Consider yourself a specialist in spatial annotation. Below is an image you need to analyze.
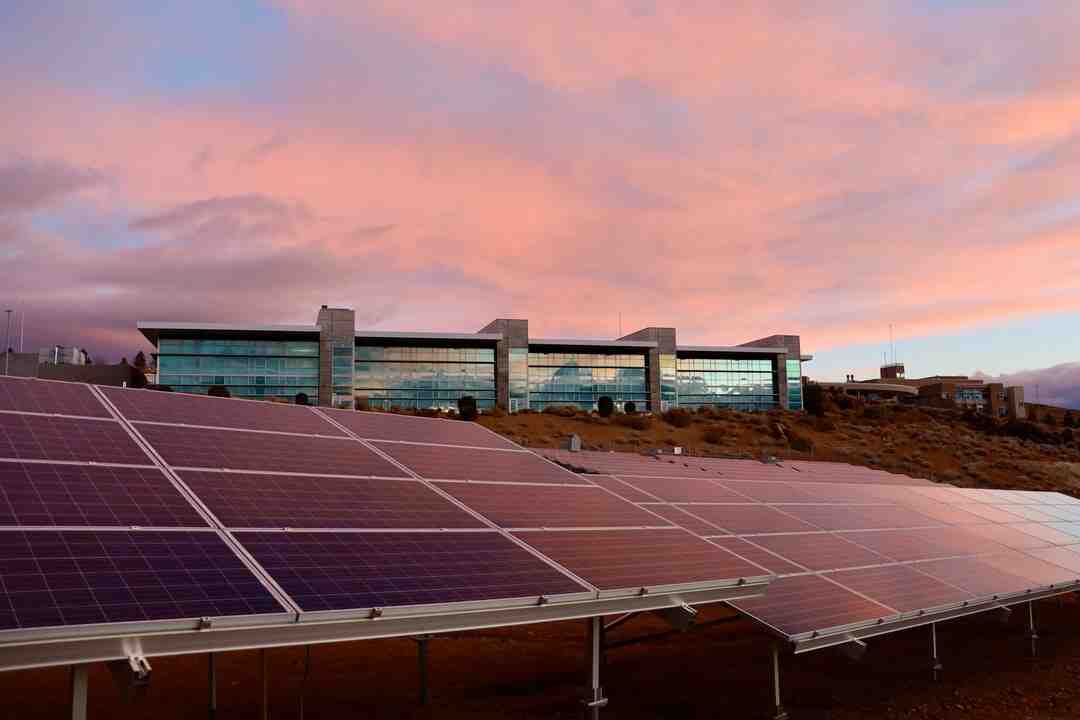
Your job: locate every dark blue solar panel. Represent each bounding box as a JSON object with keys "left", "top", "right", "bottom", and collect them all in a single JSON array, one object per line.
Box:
[
  {"left": 373, "top": 442, "right": 587, "bottom": 485},
  {"left": 0, "top": 414, "right": 149, "bottom": 465},
  {"left": 0, "top": 530, "right": 286, "bottom": 631},
  {"left": 0, "top": 463, "right": 206, "bottom": 527},
  {"left": 102, "top": 386, "right": 345, "bottom": 437},
  {"left": 235, "top": 531, "right": 587, "bottom": 611},
  {"left": 0, "top": 377, "right": 110, "bottom": 418},
  {"left": 180, "top": 471, "right": 482, "bottom": 529},
  {"left": 136, "top": 424, "right": 408, "bottom": 477},
  {"left": 324, "top": 408, "right": 519, "bottom": 449}
]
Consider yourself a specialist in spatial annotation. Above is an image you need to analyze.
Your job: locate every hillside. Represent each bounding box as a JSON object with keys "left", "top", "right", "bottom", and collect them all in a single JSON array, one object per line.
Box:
[{"left": 477, "top": 404, "right": 1080, "bottom": 495}]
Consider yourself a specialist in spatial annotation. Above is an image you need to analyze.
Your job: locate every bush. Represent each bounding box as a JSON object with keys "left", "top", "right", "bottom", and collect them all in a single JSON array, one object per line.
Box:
[
  {"left": 542, "top": 404, "right": 579, "bottom": 417},
  {"left": 1063, "top": 428, "right": 1075, "bottom": 444},
  {"left": 1065, "top": 411, "right": 1075, "bottom": 428},
  {"left": 614, "top": 414, "right": 652, "bottom": 431},
  {"left": 1045, "top": 413, "right": 1058, "bottom": 427},
  {"left": 804, "top": 384, "right": 825, "bottom": 417},
  {"left": 207, "top": 385, "right": 230, "bottom": 398},
  {"left": 789, "top": 432, "right": 814, "bottom": 453},
  {"left": 701, "top": 426, "right": 724, "bottom": 445},
  {"left": 457, "top": 395, "right": 479, "bottom": 421},
  {"left": 597, "top": 396, "right": 615, "bottom": 418},
  {"left": 294, "top": 392, "right": 310, "bottom": 406},
  {"left": 624, "top": 401, "right": 637, "bottom": 414},
  {"left": 661, "top": 408, "right": 694, "bottom": 428}
]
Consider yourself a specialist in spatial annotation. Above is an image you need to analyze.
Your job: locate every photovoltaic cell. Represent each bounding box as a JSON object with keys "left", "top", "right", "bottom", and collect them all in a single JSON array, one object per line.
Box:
[
  {"left": 844, "top": 527, "right": 993, "bottom": 563},
  {"left": 642, "top": 504, "right": 722, "bottom": 536},
  {"left": 179, "top": 472, "right": 482, "bottom": 529},
  {"left": 0, "top": 530, "right": 286, "bottom": 631},
  {"left": 0, "top": 463, "right": 206, "bottom": 528},
  {"left": 0, "top": 377, "right": 110, "bottom": 418},
  {"left": 323, "top": 409, "right": 519, "bottom": 449},
  {"left": 102, "top": 386, "right": 343, "bottom": 437},
  {"left": 983, "top": 550, "right": 1078, "bottom": 587},
  {"left": 731, "top": 575, "right": 893, "bottom": 636},
  {"left": 137, "top": 424, "right": 408, "bottom": 478},
  {"left": 372, "top": 442, "right": 586, "bottom": 485},
  {"left": 708, "top": 537, "right": 806, "bottom": 575},
  {"left": 780, "top": 505, "right": 939, "bottom": 532},
  {"left": 581, "top": 475, "right": 660, "bottom": 503},
  {"left": 748, "top": 533, "right": 887, "bottom": 572},
  {"left": 0, "top": 414, "right": 149, "bottom": 465},
  {"left": 615, "top": 476, "right": 746, "bottom": 503},
  {"left": 916, "top": 556, "right": 1043, "bottom": 598},
  {"left": 716, "top": 481, "right": 820, "bottom": 504},
  {"left": 1026, "top": 546, "right": 1080, "bottom": 574},
  {"left": 235, "top": 531, "right": 586, "bottom": 611},
  {"left": 678, "top": 505, "right": 818, "bottom": 535},
  {"left": 1012, "top": 523, "right": 1080, "bottom": 546},
  {"left": 433, "top": 483, "right": 665, "bottom": 529},
  {"left": 961, "top": 523, "right": 1051, "bottom": 550},
  {"left": 826, "top": 565, "right": 973, "bottom": 613},
  {"left": 512, "top": 528, "right": 766, "bottom": 590}
]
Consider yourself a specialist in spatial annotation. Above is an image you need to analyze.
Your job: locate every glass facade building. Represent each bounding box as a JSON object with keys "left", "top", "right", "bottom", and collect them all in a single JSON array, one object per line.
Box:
[
  {"left": 527, "top": 351, "right": 648, "bottom": 412},
  {"left": 354, "top": 345, "right": 497, "bottom": 411},
  {"left": 140, "top": 314, "right": 808, "bottom": 413},
  {"left": 675, "top": 357, "right": 778, "bottom": 411},
  {"left": 156, "top": 338, "right": 320, "bottom": 403}
]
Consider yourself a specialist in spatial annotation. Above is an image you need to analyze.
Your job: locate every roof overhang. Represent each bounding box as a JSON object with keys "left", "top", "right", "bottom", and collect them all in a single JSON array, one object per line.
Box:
[
  {"left": 529, "top": 338, "right": 657, "bottom": 349},
  {"left": 138, "top": 322, "right": 319, "bottom": 345},
  {"left": 677, "top": 345, "right": 788, "bottom": 355},
  {"left": 355, "top": 331, "right": 502, "bottom": 343}
]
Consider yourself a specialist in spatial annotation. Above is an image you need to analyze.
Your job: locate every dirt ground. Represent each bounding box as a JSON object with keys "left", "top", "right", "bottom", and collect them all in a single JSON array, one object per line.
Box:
[{"left": 3, "top": 597, "right": 1080, "bottom": 719}]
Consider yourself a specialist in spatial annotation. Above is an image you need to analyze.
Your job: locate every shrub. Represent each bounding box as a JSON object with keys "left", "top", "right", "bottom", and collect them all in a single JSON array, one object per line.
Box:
[
  {"left": 597, "top": 396, "right": 615, "bottom": 418},
  {"left": 542, "top": 404, "right": 579, "bottom": 417},
  {"left": 789, "top": 432, "right": 814, "bottom": 453},
  {"left": 1065, "top": 411, "right": 1075, "bottom": 428},
  {"left": 701, "top": 426, "right": 724, "bottom": 445},
  {"left": 662, "top": 408, "right": 693, "bottom": 428},
  {"left": 614, "top": 414, "right": 652, "bottom": 431},
  {"left": 207, "top": 385, "right": 230, "bottom": 398},
  {"left": 1063, "top": 428, "right": 1075, "bottom": 444},
  {"left": 1045, "top": 413, "right": 1058, "bottom": 428},
  {"left": 294, "top": 392, "right": 310, "bottom": 406},
  {"left": 804, "top": 384, "right": 825, "bottom": 417},
  {"left": 624, "top": 401, "right": 637, "bottom": 414},
  {"left": 457, "top": 395, "right": 479, "bottom": 421}
]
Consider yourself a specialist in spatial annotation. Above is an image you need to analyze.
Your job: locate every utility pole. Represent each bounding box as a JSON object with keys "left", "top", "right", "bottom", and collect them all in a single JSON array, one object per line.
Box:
[{"left": 3, "top": 309, "right": 12, "bottom": 376}]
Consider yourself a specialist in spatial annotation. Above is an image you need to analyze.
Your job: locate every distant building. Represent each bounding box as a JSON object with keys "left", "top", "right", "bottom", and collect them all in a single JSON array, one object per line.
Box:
[
  {"left": 38, "top": 345, "right": 88, "bottom": 365},
  {"left": 138, "top": 306, "right": 812, "bottom": 412},
  {"left": 1, "top": 350, "right": 141, "bottom": 387},
  {"left": 829, "top": 366, "right": 1026, "bottom": 419}
]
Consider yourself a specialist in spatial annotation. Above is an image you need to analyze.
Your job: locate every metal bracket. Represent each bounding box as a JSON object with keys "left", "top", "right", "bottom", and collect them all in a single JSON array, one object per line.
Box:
[
  {"left": 108, "top": 655, "right": 152, "bottom": 700},
  {"left": 837, "top": 636, "right": 867, "bottom": 662},
  {"left": 652, "top": 603, "right": 698, "bottom": 632}
]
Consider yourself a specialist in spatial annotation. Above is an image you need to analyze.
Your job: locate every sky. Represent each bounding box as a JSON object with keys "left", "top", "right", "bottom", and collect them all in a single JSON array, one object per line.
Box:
[{"left": 2, "top": 2, "right": 1079, "bottom": 407}]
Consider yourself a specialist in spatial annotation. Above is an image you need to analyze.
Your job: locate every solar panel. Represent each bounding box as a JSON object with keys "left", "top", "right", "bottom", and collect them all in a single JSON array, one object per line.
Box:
[
  {"left": 512, "top": 528, "right": 768, "bottom": 591},
  {"left": 844, "top": 527, "right": 992, "bottom": 562},
  {"left": 0, "top": 530, "right": 287, "bottom": 631},
  {"left": 642, "top": 504, "right": 722, "bottom": 536},
  {"left": 915, "top": 556, "right": 1037, "bottom": 598},
  {"left": 372, "top": 442, "right": 587, "bottom": 485},
  {"left": 1026, "top": 545, "right": 1080, "bottom": 574},
  {"left": 678, "top": 505, "right": 818, "bottom": 535},
  {"left": 615, "top": 476, "right": 747, "bottom": 503},
  {"left": 955, "top": 503, "right": 1029, "bottom": 523},
  {"left": 179, "top": 471, "right": 483, "bottom": 529},
  {"left": 984, "top": 550, "right": 1078, "bottom": 587},
  {"left": 323, "top": 408, "right": 519, "bottom": 449},
  {"left": 732, "top": 574, "right": 893, "bottom": 636},
  {"left": 716, "top": 481, "right": 820, "bottom": 504},
  {"left": 434, "top": 482, "right": 666, "bottom": 529},
  {"left": 962, "top": 523, "right": 1051, "bottom": 550},
  {"left": 580, "top": 474, "right": 660, "bottom": 503},
  {"left": 137, "top": 424, "right": 408, "bottom": 477},
  {"left": 748, "top": 533, "right": 887, "bottom": 571},
  {"left": 0, "top": 377, "right": 110, "bottom": 418},
  {"left": 102, "top": 386, "right": 344, "bottom": 437},
  {"left": 826, "top": 564, "right": 973, "bottom": 613},
  {"left": 0, "top": 414, "right": 149, "bottom": 465},
  {"left": 235, "top": 530, "right": 587, "bottom": 611},
  {"left": 0, "top": 463, "right": 206, "bottom": 528},
  {"left": 708, "top": 537, "right": 806, "bottom": 575},
  {"left": 780, "top": 505, "right": 940, "bottom": 532}
]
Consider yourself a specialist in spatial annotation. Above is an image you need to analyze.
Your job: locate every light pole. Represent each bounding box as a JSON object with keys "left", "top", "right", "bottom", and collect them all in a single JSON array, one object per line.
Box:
[{"left": 3, "top": 310, "right": 12, "bottom": 376}]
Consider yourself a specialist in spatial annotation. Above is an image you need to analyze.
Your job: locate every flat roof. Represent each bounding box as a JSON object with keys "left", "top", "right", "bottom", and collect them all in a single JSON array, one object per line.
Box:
[
  {"left": 529, "top": 337, "right": 657, "bottom": 349},
  {"left": 138, "top": 321, "right": 320, "bottom": 344},
  {"left": 817, "top": 382, "right": 918, "bottom": 396},
  {"left": 676, "top": 345, "right": 788, "bottom": 355}
]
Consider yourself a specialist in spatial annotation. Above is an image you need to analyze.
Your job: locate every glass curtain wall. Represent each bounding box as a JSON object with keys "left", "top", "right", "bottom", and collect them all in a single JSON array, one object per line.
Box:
[
  {"left": 156, "top": 338, "right": 319, "bottom": 402},
  {"left": 508, "top": 347, "right": 529, "bottom": 412},
  {"left": 527, "top": 351, "right": 648, "bottom": 411},
  {"left": 354, "top": 345, "right": 496, "bottom": 411},
  {"left": 676, "top": 357, "right": 778, "bottom": 411},
  {"left": 786, "top": 359, "right": 803, "bottom": 410}
]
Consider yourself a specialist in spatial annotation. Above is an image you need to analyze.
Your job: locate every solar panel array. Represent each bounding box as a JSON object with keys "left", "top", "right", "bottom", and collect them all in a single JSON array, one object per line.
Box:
[
  {"left": 569, "top": 466, "right": 1080, "bottom": 640},
  {"left": 0, "top": 378, "right": 770, "bottom": 642}
]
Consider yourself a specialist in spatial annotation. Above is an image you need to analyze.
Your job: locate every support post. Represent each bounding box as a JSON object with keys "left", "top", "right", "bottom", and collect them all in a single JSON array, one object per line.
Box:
[
  {"left": 70, "top": 664, "right": 89, "bottom": 720},
  {"left": 584, "top": 617, "right": 608, "bottom": 718},
  {"left": 299, "top": 646, "right": 310, "bottom": 720},
  {"left": 930, "top": 623, "right": 943, "bottom": 680},
  {"left": 260, "top": 648, "right": 268, "bottom": 720},
  {"left": 416, "top": 636, "right": 431, "bottom": 706},
  {"left": 1027, "top": 601, "right": 1038, "bottom": 658},
  {"left": 771, "top": 643, "right": 788, "bottom": 720},
  {"left": 208, "top": 653, "right": 217, "bottom": 720}
]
